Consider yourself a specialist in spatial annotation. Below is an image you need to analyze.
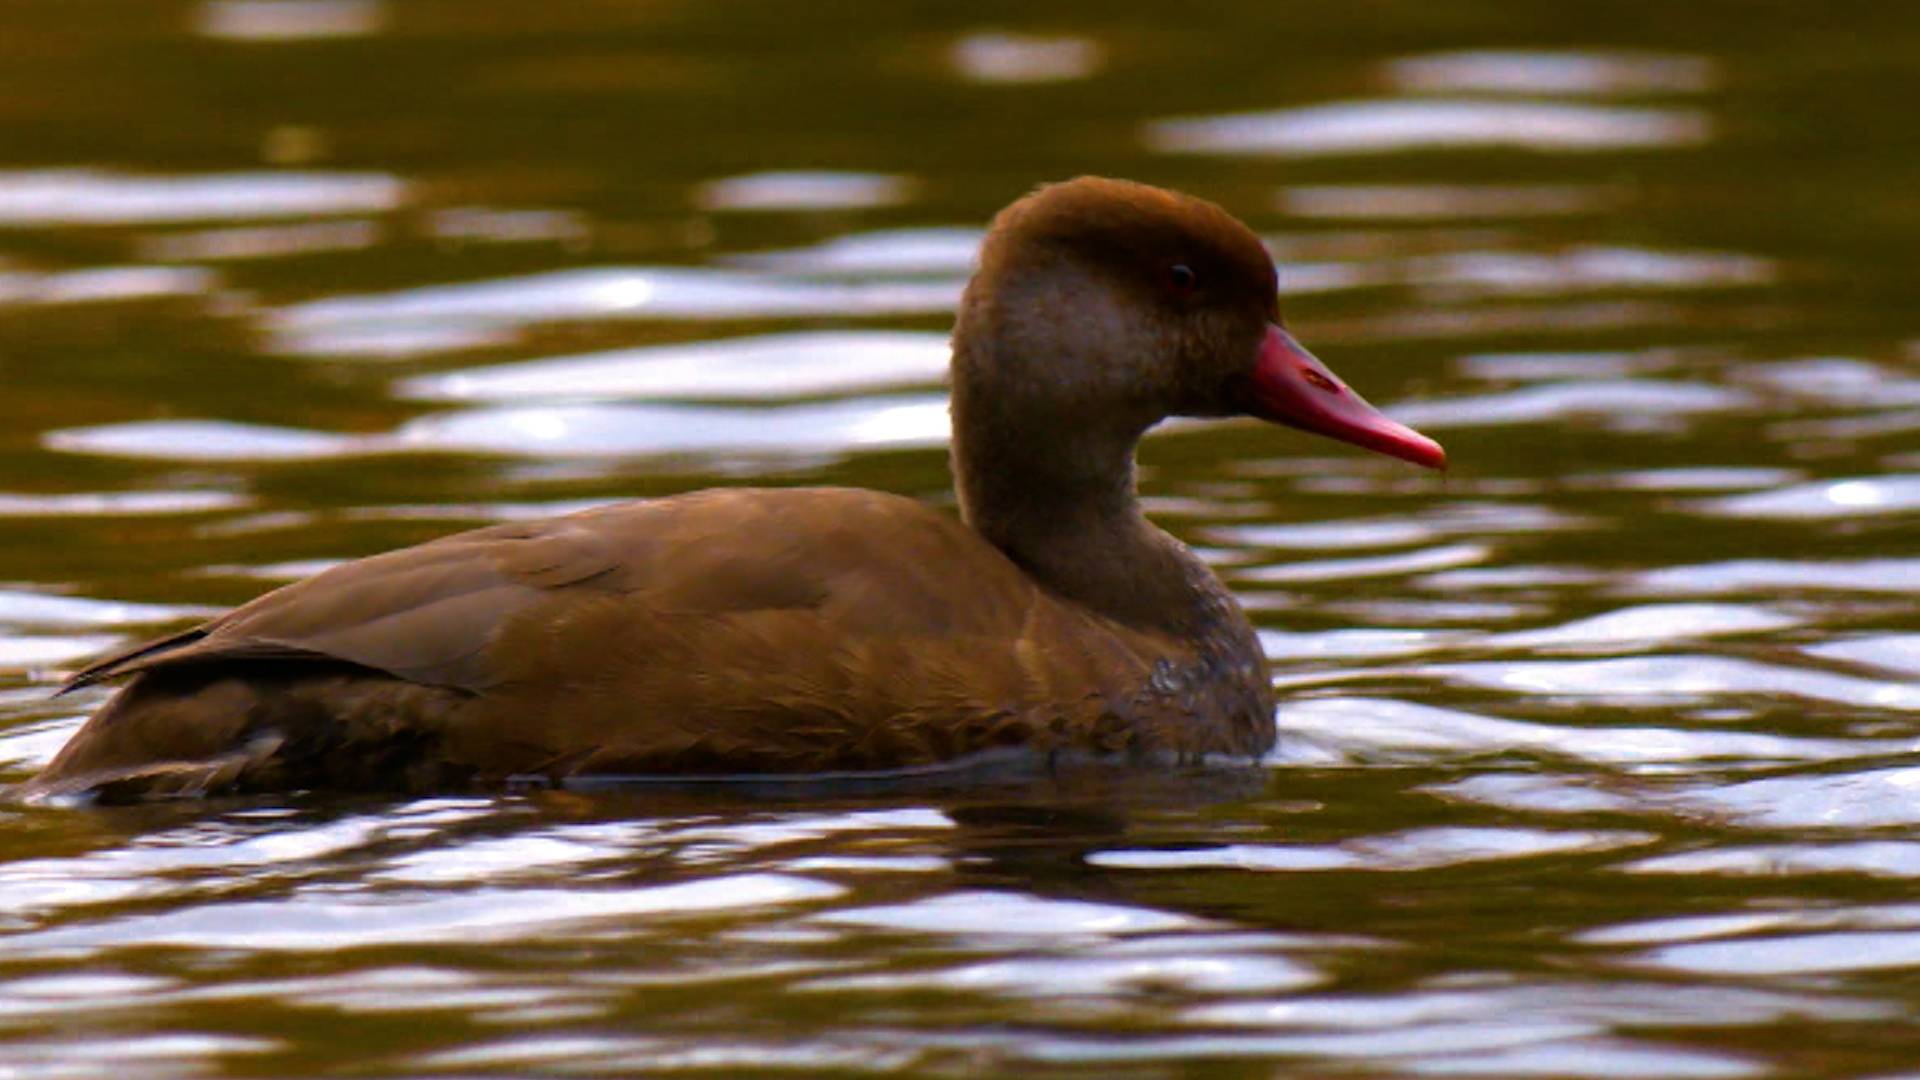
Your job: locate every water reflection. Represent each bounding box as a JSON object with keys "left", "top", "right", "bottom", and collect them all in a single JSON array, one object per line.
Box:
[
  {"left": 136, "top": 220, "right": 383, "bottom": 263},
  {"left": 949, "top": 32, "right": 1103, "bottom": 84},
  {"left": 47, "top": 396, "right": 952, "bottom": 462},
  {"left": 400, "top": 330, "right": 949, "bottom": 403},
  {"left": 1278, "top": 183, "right": 1623, "bottom": 221},
  {"left": 392, "top": 396, "right": 949, "bottom": 459},
  {"left": 45, "top": 419, "right": 360, "bottom": 462},
  {"left": 1090, "top": 825, "right": 1651, "bottom": 873},
  {"left": 693, "top": 171, "right": 913, "bottom": 212},
  {"left": 11, "top": 873, "right": 845, "bottom": 955},
  {"left": 1809, "top": 634, "right": 1920, "bottom": 676},
  {"left": 193, "top": 0, "right": 385, "bottom": 42},
  {"left": 727, "top": 227, "right": 983, "bottom": 276},
  {"left": 1145, "top": 100, "right": 1712, "bottom": 157},
  {"left": 1430, "top": 656, "right": 1920, "bottom": 712},
  {"left": 1381, "top": 50, "right": 1717, "bottom": 96},
  {"left": 0, "top": 170, "right": 404, "bottom": 226},
  {"left": 1405, "top": 246, "right": 1772, "bottom": 297},
  {"left": 0, "top": 491, "right": 247, "bottom": 516},
  {"left": 1390, "top": 378, "right": 1753, "bottom": 428},
  {"left": 1279, "top": 696, "right": 1909, "bottom": 766},
  {"left": 0, "top": 265, "right": 216, "bottom": 308},
  {"left": 266, "top": 267, "right": 960, "bottom": 356},
  {"left": 1694, "top": 475, "right": 1920, "bottom": 518}
]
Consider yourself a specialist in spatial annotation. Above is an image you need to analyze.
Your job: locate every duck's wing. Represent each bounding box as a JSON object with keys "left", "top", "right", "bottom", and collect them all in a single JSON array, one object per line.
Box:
[
  {"left": 60, "top": 487, "right": 1074, "bottom": 696},
  {"left": 61, "top": 510, "right": 628, "bottom": 694}
]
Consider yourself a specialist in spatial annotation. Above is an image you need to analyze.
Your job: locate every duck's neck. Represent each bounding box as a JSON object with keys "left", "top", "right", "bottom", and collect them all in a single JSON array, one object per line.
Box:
[{"left": 950, "top": 381, "right": 1216, "bottom": 636}]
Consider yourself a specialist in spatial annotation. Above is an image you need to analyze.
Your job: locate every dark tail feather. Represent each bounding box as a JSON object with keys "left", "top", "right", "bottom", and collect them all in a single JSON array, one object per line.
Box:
[{"left": 59, "top": 627, "right": 211, "bottom": 695}]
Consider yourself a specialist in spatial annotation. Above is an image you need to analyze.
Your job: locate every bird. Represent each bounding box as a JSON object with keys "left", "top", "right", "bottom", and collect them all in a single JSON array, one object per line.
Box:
[{"left": 24, "top": 177, "right": 1444, "bottom": 800}]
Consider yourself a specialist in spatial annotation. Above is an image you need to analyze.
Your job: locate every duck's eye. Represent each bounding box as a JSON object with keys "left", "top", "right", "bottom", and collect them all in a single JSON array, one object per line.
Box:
[{"left": 1165, "top": 263, "right": 1197, "bottom": 297}]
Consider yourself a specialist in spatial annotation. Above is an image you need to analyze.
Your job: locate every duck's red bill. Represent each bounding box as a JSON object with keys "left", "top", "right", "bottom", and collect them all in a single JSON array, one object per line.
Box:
[{"left": 1243, "top": 324, "right": 1446, "bottom": 470}]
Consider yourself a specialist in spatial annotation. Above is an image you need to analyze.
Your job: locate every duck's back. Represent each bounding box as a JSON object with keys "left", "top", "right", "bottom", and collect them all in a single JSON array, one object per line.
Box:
[{"left": 29, "top": 487, "right": 1261, "bottom": 798}]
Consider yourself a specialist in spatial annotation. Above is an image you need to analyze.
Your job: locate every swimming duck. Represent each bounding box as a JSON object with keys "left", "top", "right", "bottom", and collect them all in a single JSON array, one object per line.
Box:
[{"left": 28, "top": 177, "right": 1443, "bottom": 799}]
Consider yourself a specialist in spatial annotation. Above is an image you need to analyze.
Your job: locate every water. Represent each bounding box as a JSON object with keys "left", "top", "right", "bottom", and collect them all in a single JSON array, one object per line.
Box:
[{"left": 1, "top": 1, "right": 1917, "bottom": 1075}]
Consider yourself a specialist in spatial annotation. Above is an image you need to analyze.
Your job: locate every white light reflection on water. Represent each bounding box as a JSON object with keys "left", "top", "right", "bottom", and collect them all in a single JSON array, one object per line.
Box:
[
  {"left": 0, "top": 1034, "right": 281, "bottom": 1077},
  {"left": 1239, "top": 543, "right": 1490, "bottom": 584},
  {"left": 1483, "top": 603, "right": 1798, "bottom": 653},
  {"left": 1381, "top": 51, "right": 1717, "bottom": 97},
  {"left": 389, "top": 397, "right": 951, "bottom": 459},
  {"left": 9, "top": 873, "right": 844, "bottom": 956},
  {"left": 419, "top": 1036, "right": 917, "bottom": 1074},
  {"left": 1404, "top": 247, "right": 1773, "bottom": 297},
  {"left": 1145, "top": 100, "right": 1711, "bottom": 157},
  {"left": 816, "top": 891, "right": 1202, "bottom": 938},
  {"left": 400, "top": 330, "right": 950, "bottom": 403},
  {"left": 1626, "top": 843, "right": 1920, "bottom": 879},
  {"left": 0, "top": 170, "right": 404, "bottom": 226},
  {"left": 0, "top": 633, "right": 122, "bottom": 673},
  {"left": 0, "top": 266, "right": 217, "bottom": 306},
  {"left": 802, "top": 940, "right": 1321, "bottom": 997},
  {"left": 949, "top": 32, "right": 1104, "bottom": 84},
  {"left": 1429, "top": 656, "right": 1920, "bottom": 712},
  {"left": 1279, "top": 184, "right": 1623, "bottom": 221},
  {"left": 1388, "top": 379, "right": 1754, "bottom": 428},
  {"left": 266, "top": 266, "right": 961, "bottom": 356},
  {"left": 1735, "top": 356, "right": 1920, "bottom": 406},
  {"left": 44, "top": 420, "right": 361, "bottom": 462},
  {"left": 137, "top": 219, "right": 383, "bottom": 263},
  {"left": 0, "top": 490, "right": 248, "bottom": 516},
  {"left": 1623, "top": 558, "right": 1920, "bottom": 597},
  {"left": 1089, "top": 826, "right": 1652, "bottom": 873},
  {"left": 0, "top": 590, "right": 209, "bottom": 629},
  {"left": 1568, "top": 466, "right": 1804, "bottom": 492},
  {"left": 1692, "top": 475, "right": 1920, "bottom": 519},
  {"left": 1808, "top": 634, "right": 1920, "bottom": 676},
  {"left": 1274, "top": 697, "right": 1913, "bottom": 768},
  {"left": 726, "top": 227, "right": 983, "bottom": 276},
  {"left": 693, "top": 171, "right": 913, "bottom": 212},
  {"left": 194, "top": 0, "right": 384, "bottom": 41},
  {"left": 42, "top": 396, "right": 954, "bottom": 463}
]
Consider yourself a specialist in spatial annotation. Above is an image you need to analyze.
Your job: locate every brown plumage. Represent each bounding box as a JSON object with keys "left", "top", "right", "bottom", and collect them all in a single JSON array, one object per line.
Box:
[{"left": 26, "top": 177, "right": 1444, "bottom": 799}]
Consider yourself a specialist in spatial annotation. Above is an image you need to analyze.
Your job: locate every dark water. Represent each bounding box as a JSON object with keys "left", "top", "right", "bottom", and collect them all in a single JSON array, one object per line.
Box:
[{"left": 1, "top": 2, "right": 1917, "bottom": 1076}]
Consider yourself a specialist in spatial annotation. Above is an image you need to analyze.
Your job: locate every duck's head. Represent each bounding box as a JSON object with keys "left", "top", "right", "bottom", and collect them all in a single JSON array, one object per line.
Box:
[{"left": 953, "top": 176, "right": 1444, "bottom": 470}]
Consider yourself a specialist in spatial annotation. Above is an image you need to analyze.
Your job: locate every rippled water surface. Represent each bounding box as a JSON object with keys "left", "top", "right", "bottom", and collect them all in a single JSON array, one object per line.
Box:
[{"left": 1, "top": 2, "right": 1917, "bottom": 1076}]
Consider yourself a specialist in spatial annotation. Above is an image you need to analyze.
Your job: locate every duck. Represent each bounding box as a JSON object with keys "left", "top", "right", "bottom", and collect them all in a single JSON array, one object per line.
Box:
[{"left": 25, "top": 177, "right": 1444, "bottom": 800}]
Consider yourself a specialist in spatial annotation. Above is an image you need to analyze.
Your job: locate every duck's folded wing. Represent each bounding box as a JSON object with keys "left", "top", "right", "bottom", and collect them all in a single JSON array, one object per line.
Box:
[
  {"left": 58, "top": 489, "right": 1064, "bottom": 698},
  {"left": 62, "top": 516, "right": 626, "bottom": 694}
]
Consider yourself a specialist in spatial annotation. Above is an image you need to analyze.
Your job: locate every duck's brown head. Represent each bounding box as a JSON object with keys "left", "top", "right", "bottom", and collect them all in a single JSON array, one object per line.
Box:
[{"left": 953, "top": 176, "right": 1444, "bottom": 470}]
